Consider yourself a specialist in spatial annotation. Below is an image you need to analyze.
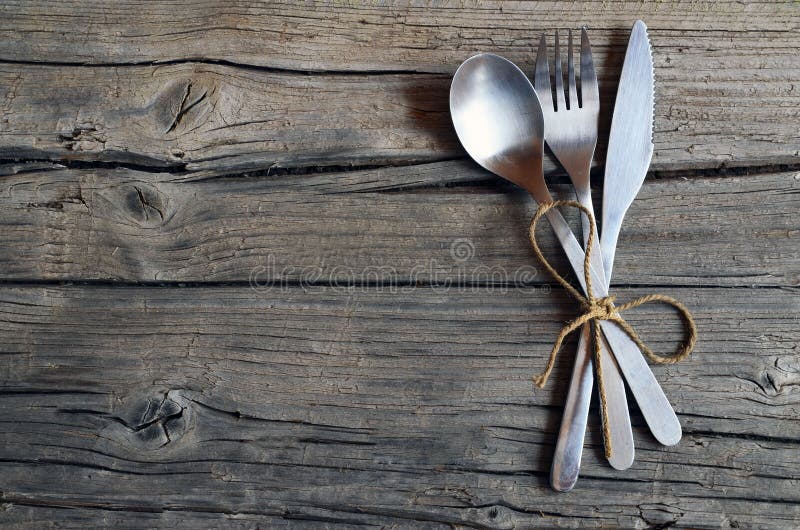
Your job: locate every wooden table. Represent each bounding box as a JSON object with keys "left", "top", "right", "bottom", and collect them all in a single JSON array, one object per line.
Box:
[{"left": 1, "top": 2, "right": 798, "bottom": 528}]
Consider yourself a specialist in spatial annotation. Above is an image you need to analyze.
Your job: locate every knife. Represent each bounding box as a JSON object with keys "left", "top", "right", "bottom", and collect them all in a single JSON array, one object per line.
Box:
[
  {"left": 601, "top": 21, "right": 683, "bottom": 446},
  {"left": 602, "top": 20, "right": 655, "bottom": 276}
]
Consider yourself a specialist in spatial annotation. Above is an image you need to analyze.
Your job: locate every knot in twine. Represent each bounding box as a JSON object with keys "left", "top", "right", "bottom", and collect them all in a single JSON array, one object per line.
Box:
[{"left": 529, "top": 200, "right": 697, "bottom": 457}]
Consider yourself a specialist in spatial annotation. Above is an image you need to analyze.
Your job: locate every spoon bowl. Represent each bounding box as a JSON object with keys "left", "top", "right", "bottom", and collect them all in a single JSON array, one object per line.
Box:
[{"left": 449, "top": 53, "right": 548, "bottom": 202}]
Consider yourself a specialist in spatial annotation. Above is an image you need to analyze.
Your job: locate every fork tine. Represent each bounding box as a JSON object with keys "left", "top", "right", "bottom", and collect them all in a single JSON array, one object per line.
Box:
[
  {"left": 534, "top": 34, "right": 552, "bottom": 109},
  {"left": 580, "top": 27, "right": 599, "bottom": 110},
  {"left": 553, "top": 30, "right": 566, "bottom": 112},
  {"left": 567, "top": 29, "right": 579, "bottom": 110}
]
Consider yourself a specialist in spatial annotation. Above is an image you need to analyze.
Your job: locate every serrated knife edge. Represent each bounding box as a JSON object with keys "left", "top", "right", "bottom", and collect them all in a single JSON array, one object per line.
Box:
[{"left": 600, "top": 20, "right": 655, "bottom": 279}]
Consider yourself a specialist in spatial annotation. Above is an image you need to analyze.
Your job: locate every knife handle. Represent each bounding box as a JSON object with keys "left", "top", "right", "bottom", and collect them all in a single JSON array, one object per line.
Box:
[{"left": 599, "top": 319, "right": 682, "bottom": 446}]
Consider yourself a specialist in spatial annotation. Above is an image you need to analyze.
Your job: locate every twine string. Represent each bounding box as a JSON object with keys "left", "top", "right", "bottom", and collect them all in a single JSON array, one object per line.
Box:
[{"left": 528, "top": 200, "right": 697, "bottom": 457}]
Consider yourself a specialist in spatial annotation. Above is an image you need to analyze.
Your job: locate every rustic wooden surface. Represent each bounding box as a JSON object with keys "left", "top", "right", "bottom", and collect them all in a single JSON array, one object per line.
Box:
[{"left": 1, "top": 2, "right": 799, "bottom": 529}]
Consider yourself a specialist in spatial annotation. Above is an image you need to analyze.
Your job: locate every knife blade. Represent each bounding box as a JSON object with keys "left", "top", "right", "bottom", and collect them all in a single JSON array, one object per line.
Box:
[{"left": 602, "top": 20, "right": 655, "bottom": 279}]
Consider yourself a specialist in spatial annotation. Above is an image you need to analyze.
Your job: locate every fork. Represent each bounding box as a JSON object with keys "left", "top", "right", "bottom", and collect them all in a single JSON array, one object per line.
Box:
[{"left": 535, "top": 28, "right": 635, "bottom": 489}]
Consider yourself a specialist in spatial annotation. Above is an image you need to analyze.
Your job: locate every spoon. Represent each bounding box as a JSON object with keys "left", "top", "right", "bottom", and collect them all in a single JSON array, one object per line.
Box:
[
  {"left": 449, "top": 53, "right": 681, "bottom": 482},
  {"left": 449, "top": 53, "right": 606, "bottom": 288}
]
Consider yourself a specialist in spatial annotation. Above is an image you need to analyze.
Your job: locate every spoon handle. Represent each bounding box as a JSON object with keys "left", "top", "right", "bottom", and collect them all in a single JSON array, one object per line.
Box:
[
  {"left": 542, "top": 208, "right": 604, "bottom": 294},
  {"left": 550, "top": 324, "right": 593, "bottom": 491},
  {"left": 542, "top": 207, "right": 682, "bottom": 446},
  {"left": 550, "top": 327, "right": 633, "bottom": 493}
]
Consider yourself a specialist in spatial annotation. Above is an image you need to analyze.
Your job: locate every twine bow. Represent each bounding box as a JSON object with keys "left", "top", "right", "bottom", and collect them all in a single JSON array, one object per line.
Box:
[{"left": 528, "top": 200, "right": 697, "bottom": 457}]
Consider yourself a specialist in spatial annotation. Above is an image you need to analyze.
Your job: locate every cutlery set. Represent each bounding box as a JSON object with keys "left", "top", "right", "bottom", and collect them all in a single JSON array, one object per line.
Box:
[{"left": 449, "top": 21, "right": 689, "bottom": 491}]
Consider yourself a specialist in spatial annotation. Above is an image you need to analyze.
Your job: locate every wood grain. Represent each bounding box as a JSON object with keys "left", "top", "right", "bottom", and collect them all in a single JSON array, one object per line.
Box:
[
  {"left": 1, "top": 1, "right": 797, "bottom": 73},
  {"left": 0, "top": 284, "right": 798, "bottom": 528},
  {"left": 2, "top": 2, "right": 799, "bottom": 527},
  {"left": 0, "top": 161, "right": 797, "bottom": 286},
  {"left": 0, "top": 63, "right": 462, "bottom": 172},
  {"left": 0, "top": 2, "right": 798, "bottom": 172}
]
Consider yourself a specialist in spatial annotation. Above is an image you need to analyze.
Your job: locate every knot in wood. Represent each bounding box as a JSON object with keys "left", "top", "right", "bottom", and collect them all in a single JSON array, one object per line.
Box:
[{"left": 99, "top": 390, "right": 191, "bottom": 453}]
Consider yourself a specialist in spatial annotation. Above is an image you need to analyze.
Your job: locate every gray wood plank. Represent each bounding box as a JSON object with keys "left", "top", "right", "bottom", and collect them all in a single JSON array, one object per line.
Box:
[
  {"left": 0, "top": 284, "right": 798, "bottom": 528},
  {"left": 0, "top": 63, "right": 463, "bottom": 172},
  {"left": 0, "top": 8, "right": 797, "bottom": 173},
  {"left": 0, "top": 161, "right": 797, "bottom": 286},
  {"left": 1, "top": 3, "right": 798, "bottom": 527},
  {"left": 0, "top": 505, "right": 398, "bottom": 530},
  {"left": 1, "top": 1, "right": 796, "bottom": 74}
]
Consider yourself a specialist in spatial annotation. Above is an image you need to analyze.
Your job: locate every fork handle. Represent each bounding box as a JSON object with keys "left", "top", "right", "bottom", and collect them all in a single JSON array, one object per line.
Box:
[
  {"left": 572, "top": 187, "right": 634, "bottom": 470},
  {"left": 596, "top": 331, "right": 634, "bottom": 469}
]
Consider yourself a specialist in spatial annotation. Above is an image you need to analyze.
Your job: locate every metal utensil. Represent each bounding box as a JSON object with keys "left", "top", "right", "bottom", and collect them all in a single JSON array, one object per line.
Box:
[
  {"left": 449, "top": 53, "right": 603, "bottom": 286},
  {"left": 449, "top": 52, "right": 681, "bottom": 467},
  {"left": 600, "top": 21, "right": 682, "bottom": 445},
  {"left": 535, "top": 28, "right": 634, "bottom": 487},
  {"left": 602, "top": 20, "right": 655, "bottom": 278}
]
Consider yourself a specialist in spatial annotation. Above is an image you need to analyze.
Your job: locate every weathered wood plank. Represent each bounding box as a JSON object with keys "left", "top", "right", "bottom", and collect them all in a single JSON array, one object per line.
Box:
[
  {"left": 0, "top": 285, "right": 798, "bottom": 528},
  {"left": 1, "top": 1, "right": 796, "bottom": 73},
  {"left": 0, "top": 63, "right": 462, "bottom": 172},
  {"left": 1, "top": 506, "right": 381, "bottom": 530},
  {"left": 1, "top": 3, "right": 798, "bottom": 527},
  {"left": 0, "top": 52, "right": 797, "bottom": 173},
  {"left": 1, "top": 505, "right": 398, "bottom": 530},
  {"left": 2, "top": 0, "right": 800, "bottom": 173},
  {"left": 0, "top": 162, "right": 797, "bottom": 286}
]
